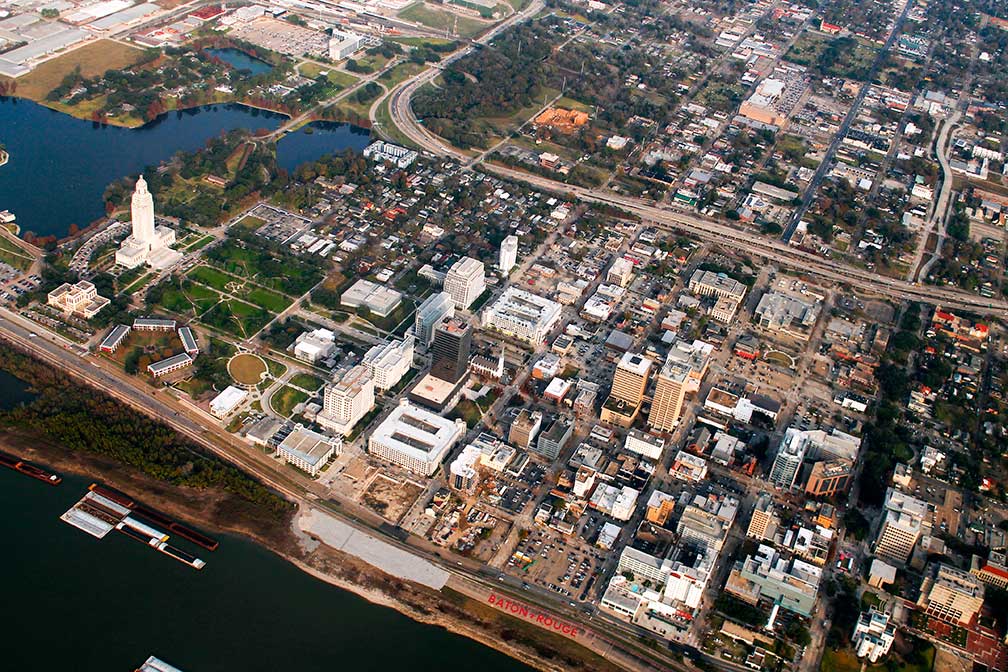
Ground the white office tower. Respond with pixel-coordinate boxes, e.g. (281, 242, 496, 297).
(499, 235, 518, 274)
(415, 292, 455, 345)
(317, 365, 375, 436)
(443, 256, 485, 310)
(362, 335, 414, 390)
(115, 176, 180, 269)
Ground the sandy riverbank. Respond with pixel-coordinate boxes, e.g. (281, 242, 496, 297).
(0, 430, 623, 672)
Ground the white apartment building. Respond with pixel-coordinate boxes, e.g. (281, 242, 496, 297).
(317, 365, 375, 436)
(499, 234, 518, 274)
(362, 335, 414, 390)
(368, 399, 466, 476)
(443, 256, 485, 310)
(481, 287, 563, 345)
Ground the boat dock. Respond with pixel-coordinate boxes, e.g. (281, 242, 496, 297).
(60, 489, 207, 569)
(88, 483, 219, 551)
(136, 656, 185, 672)
(59, 490, 131, 539)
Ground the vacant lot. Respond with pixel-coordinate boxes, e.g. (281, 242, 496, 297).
(4, 40, 145, 101)
(398, 3, 488, 38)
(362, 474, 424, 524)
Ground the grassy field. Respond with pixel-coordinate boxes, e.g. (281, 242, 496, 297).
(0, 236, 35, 271)
(390, 37, 458, 47)
(233, 216, 267, 232)
(555, 96, 592, 112)
(290, 372, 323, 390)
(378, 62, 426, 89)
(246, 287, 292, 312)
(189, 265, 235, 292)
(821, 649, 860, 672)
(398, 3, 489, 38)
(201, 299, 272, 338)
(349, 52, 393, 74)
(184, 234, 215, 251)
(271, 385, 309, 417)
(157, 281, 221, 316)
(3, 40, 146, 101)
(123, 272, 155, 294)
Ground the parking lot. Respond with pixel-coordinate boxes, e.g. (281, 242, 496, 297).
(509, 526, 607, 603)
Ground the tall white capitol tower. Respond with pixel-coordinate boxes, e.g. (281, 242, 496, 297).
(115, 175, 182, 270)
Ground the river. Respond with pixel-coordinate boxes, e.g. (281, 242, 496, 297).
(0, 98, 370, 239)
(0, 372, 533, 671)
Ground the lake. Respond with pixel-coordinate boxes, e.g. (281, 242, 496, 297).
(0, 374, 533, 672)
(0, 98, 370, 239)
(204, 48, 274, 76)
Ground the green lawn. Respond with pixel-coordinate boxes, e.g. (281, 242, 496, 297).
(378, 61, 426, 88)
(189, 265, 236, 292)
(200, 299, 272, 338)
(246, 287, 293, 312)
(290, 372, 324, 390)
(821, 649, 860, 672)
(123, 272, 155, 294)
(184, 234, 215, 251)
(157, 281, 221, 315)
(271, 385, 309, 417)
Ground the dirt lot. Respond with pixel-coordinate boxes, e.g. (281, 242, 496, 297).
(361, 473, 423, 524)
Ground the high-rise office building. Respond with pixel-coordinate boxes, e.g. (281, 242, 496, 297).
(430, 316, 472, 383)
(874, 487, 927, 564)
(509, 409, 543, 449)
(414, 292, 455, 345)
(317, 365, 375, 436)
(647, 339, 713, 432)
(499, 234, 518, 274)
(443, 256, 485, 310)
(601, 352, 653, 428)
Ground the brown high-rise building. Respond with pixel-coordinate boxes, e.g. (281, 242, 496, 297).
(430, 316, 472, 383)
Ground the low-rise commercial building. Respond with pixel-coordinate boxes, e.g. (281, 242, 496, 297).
(276, 425, 341, 477)
(209, 385, 247, 418)
(294, 328, 336, 364)
(147, 352, 193, 378)
(341, 279, 402, 317)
